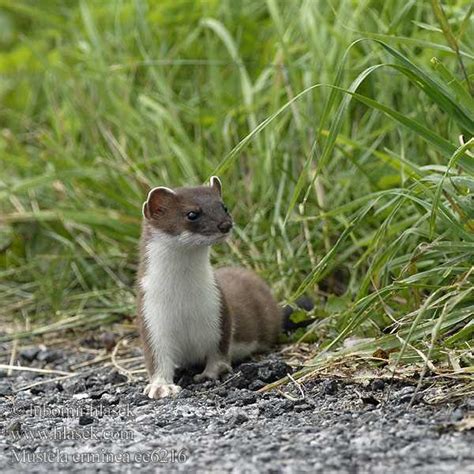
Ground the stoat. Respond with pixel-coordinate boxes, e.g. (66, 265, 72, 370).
(136, 177, 281, 399)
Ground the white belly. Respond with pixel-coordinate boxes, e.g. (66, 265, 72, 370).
(141, 237, 222, 368)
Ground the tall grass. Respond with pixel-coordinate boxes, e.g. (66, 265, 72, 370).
(0, 0, 472, 374)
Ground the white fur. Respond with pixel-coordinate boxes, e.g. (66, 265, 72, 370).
(147, 186, 176, 198)
(209, 176, 222, 191)
(230, 341, 259, 361)
(141, 230, 222, 384)
(177, 230, 227, 247)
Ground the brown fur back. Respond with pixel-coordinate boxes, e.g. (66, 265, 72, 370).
(215, 267, 282, 350)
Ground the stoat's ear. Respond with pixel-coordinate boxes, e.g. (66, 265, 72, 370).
(209, 176, 222, 196)
(142, 186, 177, 219)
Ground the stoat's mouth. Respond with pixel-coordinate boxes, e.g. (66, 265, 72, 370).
(202, 232, 231, 245)
(212, 232, 231, 242)
(176, 230, 231, 247)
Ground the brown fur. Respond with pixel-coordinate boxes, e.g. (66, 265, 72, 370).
(216, 267, 282, 353)
(136, 288, 156, 376)
(135, 222, 155, 377)
(217, 286, 232, 356)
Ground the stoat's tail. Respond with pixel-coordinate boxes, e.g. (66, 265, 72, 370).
(282, 296, 314, 332)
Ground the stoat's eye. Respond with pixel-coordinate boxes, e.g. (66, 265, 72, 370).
(186, 211, 201, 221)
(222, 203, 228, 213)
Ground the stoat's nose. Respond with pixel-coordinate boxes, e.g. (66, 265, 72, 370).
(218, 221, 233, 233)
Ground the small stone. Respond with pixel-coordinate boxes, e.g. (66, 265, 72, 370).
(230, 413, 248, 425)
(257, 367, 273, 382)
(6, 420, 22, 434)
(20, 348, 40, 362)
(261, 404, 285, 418)
(398, 386, 416, 403)
(100, 332, 117, 352)
(100, 393, 118, 404)
(214, 387, 228, 397)
(451, 408, 464, 422)
(463, 398, 474, 411)
(37, 350, 60, 363)
(240, 391, 257, 405)
(80, 336, 101, 349)
(248, 380, 265, 391)
(255, 453, 273, 463)
(73, 393, 90, 400)
(321, 380, 338, 395)
(271, 360, 292, 380)
(15, 390, 31, 399)
(107, 371, 127, 385)
(238, 363, 259, 380)
(399, 386, 415, 395)
(30, 386, 44, 395)
(370, 379, 385, 391)
(361, 394, 380, 406)
(178, 389, 192, 399)
(294, 403, 312, 412)
(177, 374, 194, 388)
(0, 383, 12, 397)
(89, 391, 105, 400)
(78, 415, 94, 426)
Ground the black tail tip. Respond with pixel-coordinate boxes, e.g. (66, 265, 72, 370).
(282, 296, 315, 332)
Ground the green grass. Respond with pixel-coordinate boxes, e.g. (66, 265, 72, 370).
(0, 0, 473, 377)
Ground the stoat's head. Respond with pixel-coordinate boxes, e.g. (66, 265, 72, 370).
(142, 176, 233, 246)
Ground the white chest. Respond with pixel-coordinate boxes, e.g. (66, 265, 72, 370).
(141, 236, 222, 367)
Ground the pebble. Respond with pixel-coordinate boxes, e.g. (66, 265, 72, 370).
(99, 332, 117, 352)
(78, 415, 95, 426)
(37, 349, 61, 363)
(20, 348, 40, 362)
(463, 398, 474, 411)
(89, 390, 105, 399)
(398, 386, 416, 403)
(214, 387, 228, 397)
(370, 379, 385, 391)
(451, 408, 464, 422)
(321, 380, 338, 395)
(30, 386, 45, 395)
(0, 383, 12, 397)
(73, 393, 90, 400)
(6, 420, 22, 434)
(100, 393, 118, 404)
(294, 403, 313, 412)
(248, 380, 266, 391)
(240, 391, 258, 405)
(178, 389, 193, 399)
(106, 371, 128, 385)
(229, 412, 248, 425)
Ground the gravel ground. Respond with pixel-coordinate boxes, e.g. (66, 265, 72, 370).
(0, 345, 473, 473)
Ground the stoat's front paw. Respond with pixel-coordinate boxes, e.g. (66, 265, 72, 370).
(194, 361, 232, 382)
(143, 383, 181, 399)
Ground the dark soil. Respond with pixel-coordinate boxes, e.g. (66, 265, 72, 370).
(0, 346, 473, 473)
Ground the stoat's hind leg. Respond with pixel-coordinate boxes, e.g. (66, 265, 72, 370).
(194, 353, 231, 382)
